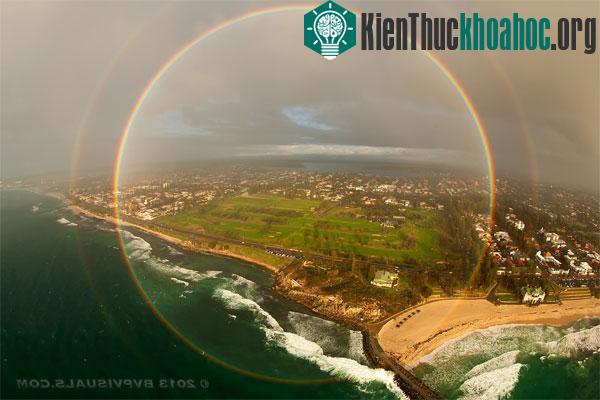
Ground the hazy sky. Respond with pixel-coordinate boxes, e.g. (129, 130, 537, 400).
(1, 1, 598, 191)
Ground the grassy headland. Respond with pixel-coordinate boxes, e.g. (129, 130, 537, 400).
(157, 194, 442, 265)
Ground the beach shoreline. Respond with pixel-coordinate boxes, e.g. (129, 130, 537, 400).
(21, 189, 599, 392)
(377, 297, 600, 367)
(68, 204, 281, 274)
(68, 198, 600, 370)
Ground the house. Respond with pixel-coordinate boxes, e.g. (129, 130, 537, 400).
(535, 250, 561, 267)
(494, 231, 511, 242)
(371, 270, 399, 288)
(522, 287, 545, 305)
(571, 261, 594, 276)
(544, 232, 567, 248)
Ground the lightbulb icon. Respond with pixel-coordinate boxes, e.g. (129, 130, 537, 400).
(314, 10, 347, 60)
(304, 1, 355, 60)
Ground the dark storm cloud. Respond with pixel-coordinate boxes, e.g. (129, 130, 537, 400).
(1, 1, 598, 191)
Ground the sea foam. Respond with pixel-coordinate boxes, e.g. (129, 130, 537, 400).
(287, 311, 368, 364)
(464, 350, 520, 380)
(224, 273, 260, 299)
(415, 320, 600, 400)
(212, 288, 407, 398)
(267, 327, 407, 398)
(544, 325, 600, 357)
(459, 363, 523, 400)
(213, 288, 282, 330)
(167, 245, 183, 256)
(56, 217, 77, 227)
(170, 277, 190, 287)
(121, 230, 218, 283)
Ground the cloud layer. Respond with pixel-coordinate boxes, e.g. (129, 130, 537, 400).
(1, 1, 598, 191)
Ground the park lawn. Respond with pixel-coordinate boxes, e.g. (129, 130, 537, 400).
(157, 195, 442, 264)
(225, 244, 289, 269)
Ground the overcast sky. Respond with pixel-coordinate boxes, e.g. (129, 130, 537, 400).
(1, 1, 598, 191)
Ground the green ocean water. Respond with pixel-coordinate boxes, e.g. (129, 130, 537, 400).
(0, 190, 403, 399)
(2, 190, 599, 400)
(412, 319, 600, 400)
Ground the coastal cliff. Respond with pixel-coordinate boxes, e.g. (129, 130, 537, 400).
(64, 198, 445, 398)
(274, 274, 385, 327)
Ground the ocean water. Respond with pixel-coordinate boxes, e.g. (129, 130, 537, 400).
(412, 320, 600, 399)
(0, 190, 404, 399)
(3, 190, 598, 400)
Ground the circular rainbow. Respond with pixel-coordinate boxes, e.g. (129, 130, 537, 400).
(109, 3, 496, 384)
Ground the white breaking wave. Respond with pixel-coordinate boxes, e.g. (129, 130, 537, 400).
(544, 325, 600, 357)
(56, 217, 77, 227)
(213, 288, 407, 398)
(417, 324, 560, 367)
(214, 288, 282, 330)
(95, 222, 115, 234)
(287, 311, 368, 364)
(287, 312, 338, 352)
(121, 230, 218, 283)
(348, 330, 369, 365)
(420, 323, 600, 368)
(167, 245, 183, 256)
(95, 224, 115, 232)
(465, 350, 520, 380)
(229, 273, 258, 289)
(266, 328, 407, 398)
(166, 264, 212, 283)
(225, 273, 260, 299)
(459, 363, 523, 400)
(170, 277, 190, 287)
(122, 230, 152, 261)
(32, 205, 39, 213)
(417, 320, 600, 400)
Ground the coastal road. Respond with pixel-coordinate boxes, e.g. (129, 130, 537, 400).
(145, 220, 420, 270)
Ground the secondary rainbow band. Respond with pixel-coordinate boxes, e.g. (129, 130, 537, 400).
(111, 3, 496, 383)
(69, 4, 171, 194)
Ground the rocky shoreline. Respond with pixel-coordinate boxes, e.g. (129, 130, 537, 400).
(29, 190, 437, 397)
(273, 275, 386, 330)
(66, 198, 392, 331)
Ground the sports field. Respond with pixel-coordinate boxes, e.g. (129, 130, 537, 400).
(157, 195, 442, 264)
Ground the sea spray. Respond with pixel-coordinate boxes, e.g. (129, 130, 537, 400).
(458, 363, 523, 400)
(122, 230, 217, 283)
(212, 289, 407, 398)
(120, 227, 407, 399)
(413, 320, 600, 399)
(213, 288, 282, 331)
(170, 277, 190, 287)
(287, 311, 368, 364)
(3, 189, 404, 399)
(56, 217, 77, 227)
(464, 350, 519, 379)
(544, 325, 600, 357)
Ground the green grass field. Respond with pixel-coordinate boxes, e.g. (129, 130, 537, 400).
(157, 195, 442, 264)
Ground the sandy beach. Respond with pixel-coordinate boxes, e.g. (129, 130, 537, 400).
(377, 297, 600, 366)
